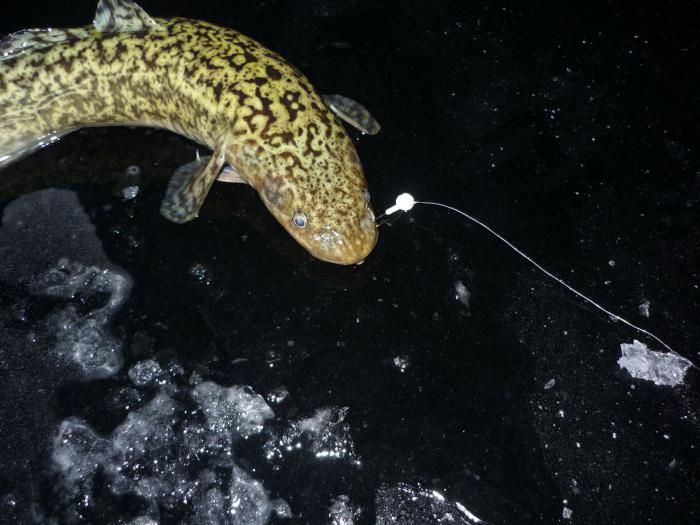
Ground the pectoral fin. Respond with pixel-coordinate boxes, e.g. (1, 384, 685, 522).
(323, 94, 381, 135)
(159, 148, 226, 224)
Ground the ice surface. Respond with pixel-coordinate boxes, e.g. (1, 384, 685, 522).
(328, 495, 361, 525)
(375, 484, 487, 524)
(618, 340, 692, 387)
(0, 189, 115, 285)
(265, 407, 360, 465)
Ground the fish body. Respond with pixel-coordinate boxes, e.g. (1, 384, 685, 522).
(0, 0, 378, 264)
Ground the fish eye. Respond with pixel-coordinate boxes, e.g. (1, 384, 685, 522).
(361, 188, 370, 204)
(292, 210, 307, 228)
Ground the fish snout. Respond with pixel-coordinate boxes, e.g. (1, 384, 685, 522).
(310, 210, 377, 265)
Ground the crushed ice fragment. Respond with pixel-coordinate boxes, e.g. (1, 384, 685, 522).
(265, 407, 360, 466)
(190, 381, 274, 440)
(329, 494, 361, 525)
(562, 506, 573, 519)
(618, 340, 691, 387)
(454, 280, 471, 308)
(639, 299, 650, 318)
(375, 484, 486, 524)
(266, 386, 290, 405)
(120, 185, 140, 200)
(392, 355, 411, 372)
(128, 359, 166, 387)
(128, 518, 158, 525)
(52, 418, 110, 500)
(228, 465, 272, 525)
(189, 263, 212, 285)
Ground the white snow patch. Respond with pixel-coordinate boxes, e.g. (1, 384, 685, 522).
(618, 340, 692, 387)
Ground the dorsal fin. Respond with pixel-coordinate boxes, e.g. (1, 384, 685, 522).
(93, 0, 162, 33)
(0, 28, 89, 62)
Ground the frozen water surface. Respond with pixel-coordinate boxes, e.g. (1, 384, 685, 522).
(618, 340, 692, 387)
(2, 2, 700, 524)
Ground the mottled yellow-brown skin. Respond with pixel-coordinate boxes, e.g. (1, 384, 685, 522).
(0, 16, 377, 264)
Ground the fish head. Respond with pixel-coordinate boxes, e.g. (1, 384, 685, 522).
(257, 138, 378, 265)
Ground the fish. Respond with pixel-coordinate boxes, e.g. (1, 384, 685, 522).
(0, 0, 381, 264)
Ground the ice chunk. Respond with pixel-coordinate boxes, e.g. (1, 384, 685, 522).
(189, 262, 212, 286)
(190, 381, 274, 440)
(52, 418, 110, 500)
(618, 340, 692, 387)
(392, 355, 411, 373)
(46, 380, 289, 523)
(128, 359, 166, 388)
(120, 185, 140, 200)
(454, 280, 471, 308)
(229, 465, 272, 525)
(266, 386, 290, 405)
(265, 407, 360, 465)
(32, 260, 132, 380)
(329, 495, 361, 525)
(639, 299, 650, 318)
(375, 484, 487, 524)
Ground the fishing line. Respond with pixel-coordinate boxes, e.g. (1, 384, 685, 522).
(384, 193, 695, 367)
